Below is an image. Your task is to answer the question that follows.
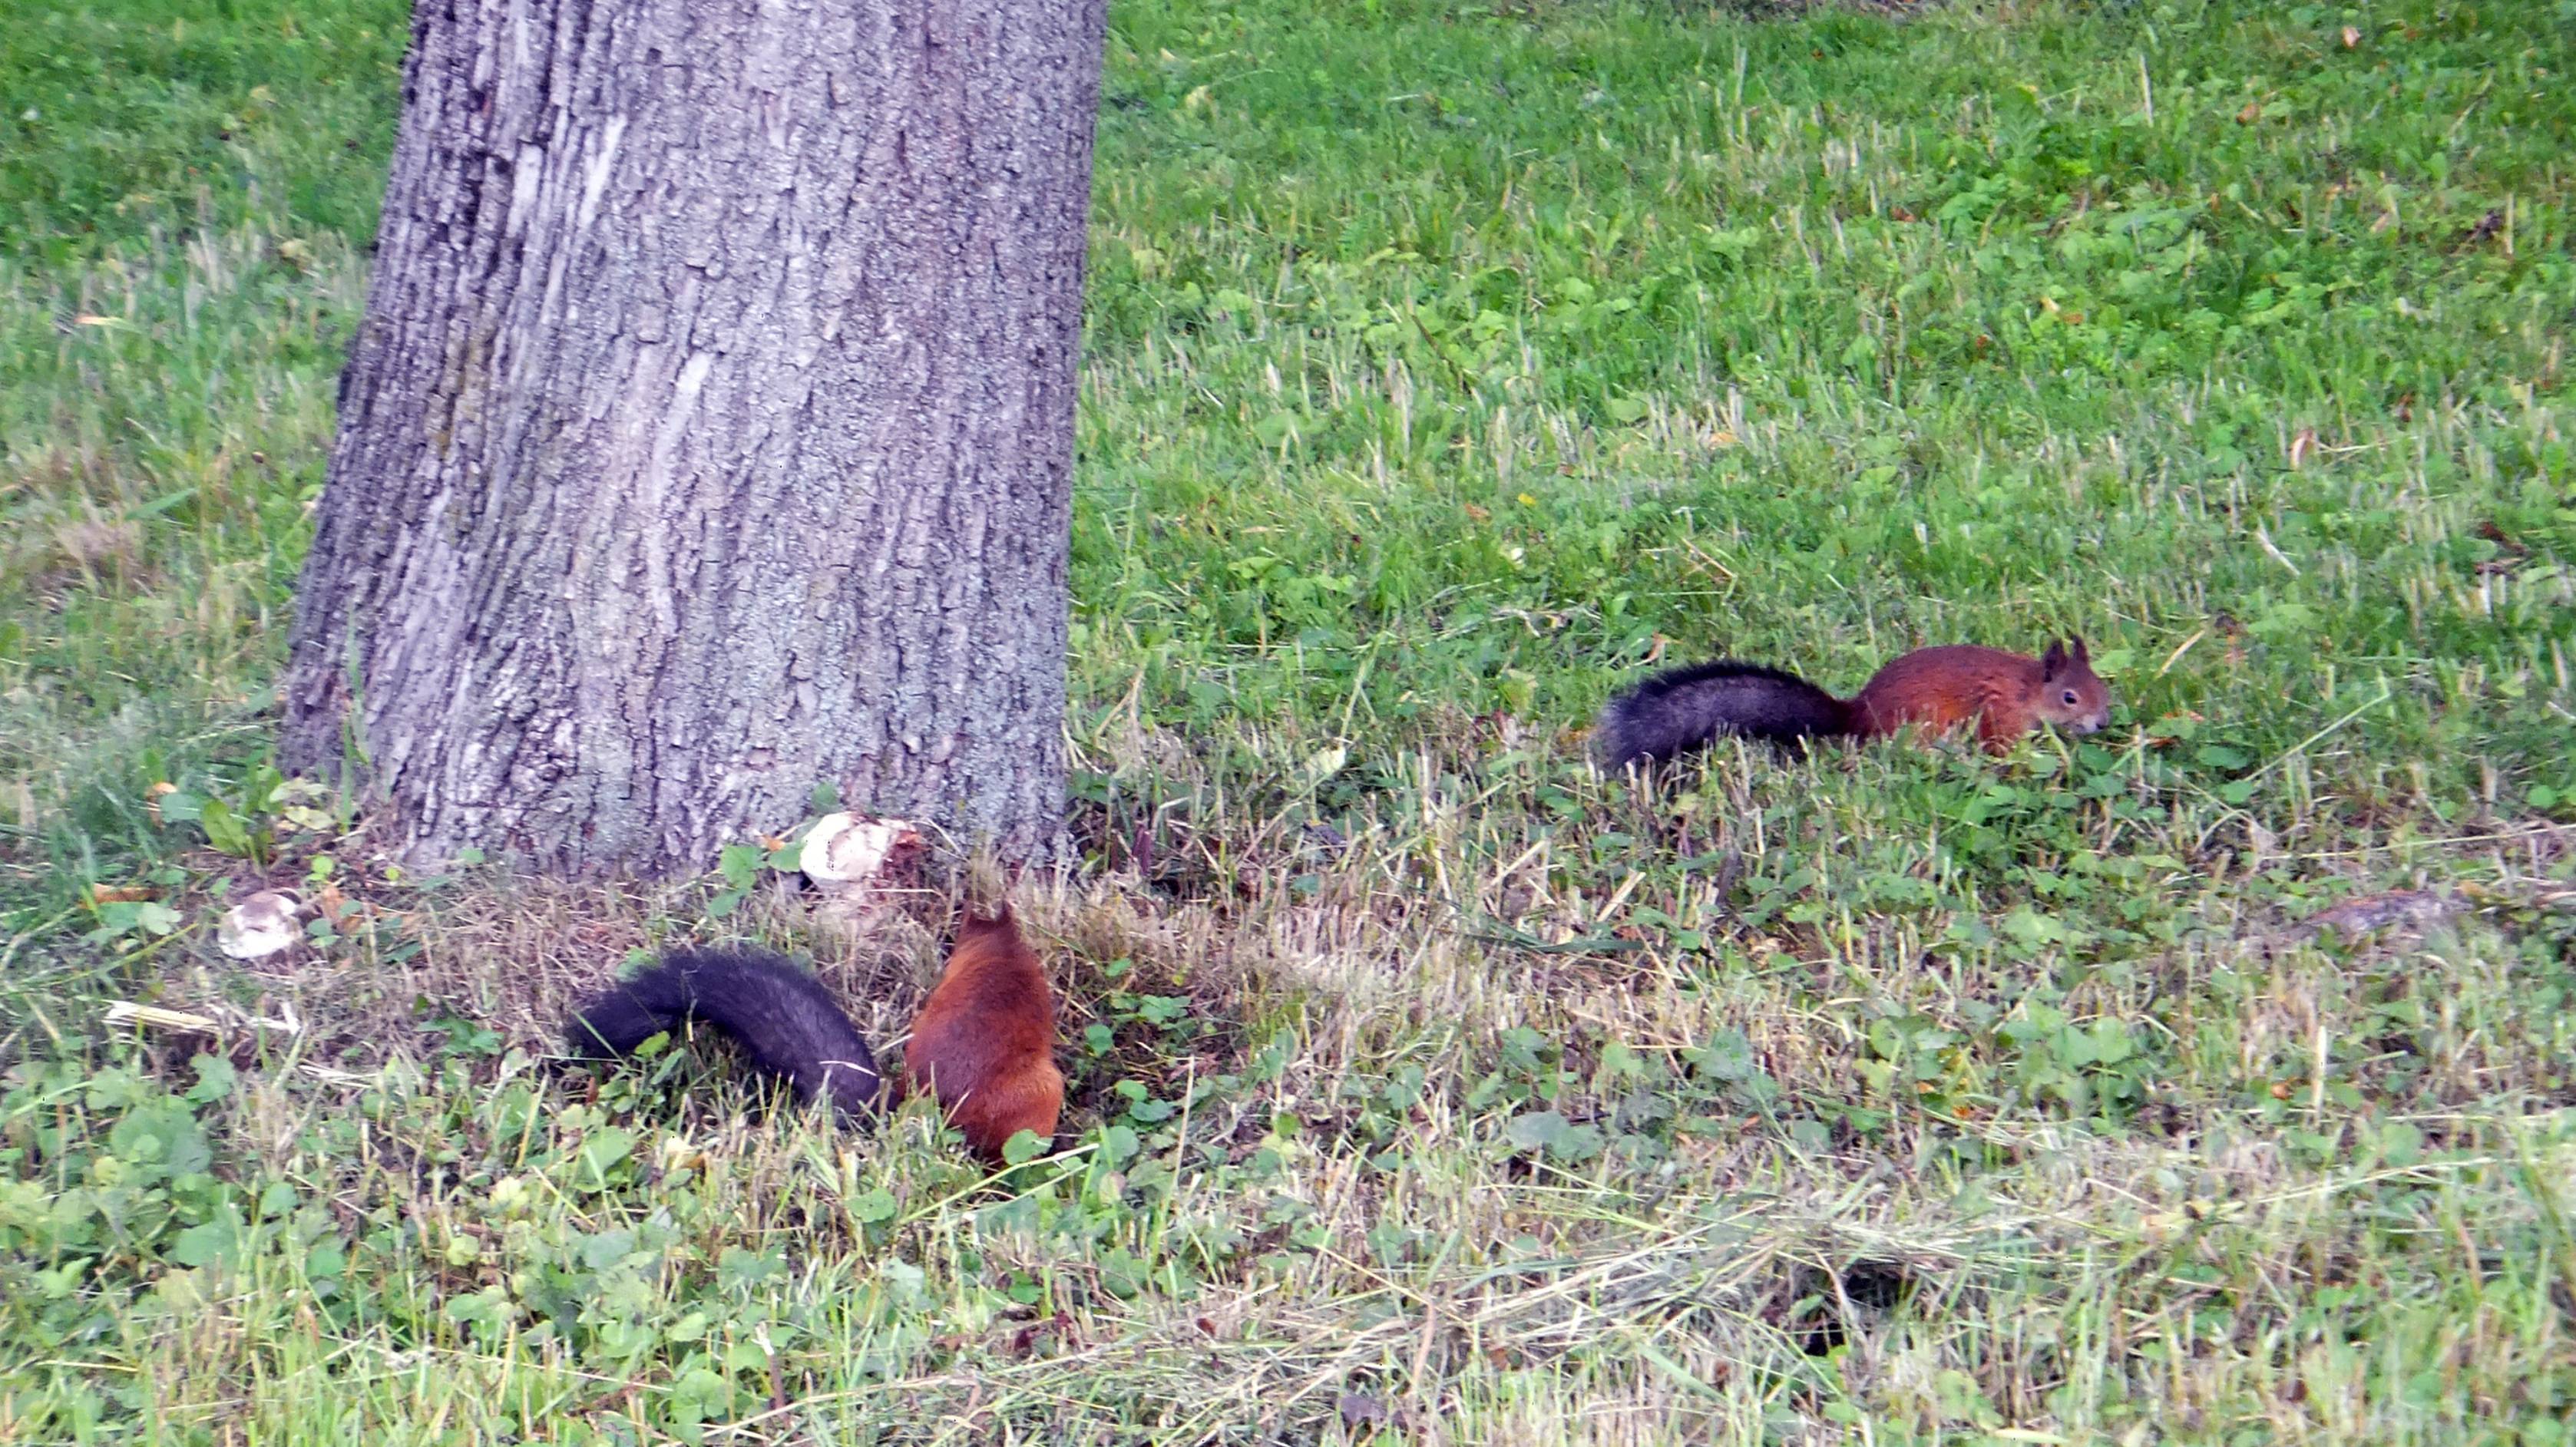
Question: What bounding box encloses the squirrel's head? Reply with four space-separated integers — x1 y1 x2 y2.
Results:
2035 636 2111 734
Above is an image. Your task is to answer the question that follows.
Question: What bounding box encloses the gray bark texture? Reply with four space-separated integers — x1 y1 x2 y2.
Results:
283 0 1106 873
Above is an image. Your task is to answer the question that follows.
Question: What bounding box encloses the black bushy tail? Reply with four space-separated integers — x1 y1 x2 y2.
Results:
565 949 886 1117
1594 660 1854 768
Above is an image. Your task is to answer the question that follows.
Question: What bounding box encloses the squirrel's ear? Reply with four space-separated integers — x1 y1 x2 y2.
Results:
2070 635 2090 666
2041 639 2068 676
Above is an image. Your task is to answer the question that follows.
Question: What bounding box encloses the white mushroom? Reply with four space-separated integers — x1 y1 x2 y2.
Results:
799 813 921 884
217 890 303 960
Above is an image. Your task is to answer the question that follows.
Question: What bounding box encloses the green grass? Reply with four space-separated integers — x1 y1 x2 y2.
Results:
5 0 2575 1441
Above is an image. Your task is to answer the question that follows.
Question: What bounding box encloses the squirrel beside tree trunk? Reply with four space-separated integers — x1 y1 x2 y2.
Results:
564 905 1062 1163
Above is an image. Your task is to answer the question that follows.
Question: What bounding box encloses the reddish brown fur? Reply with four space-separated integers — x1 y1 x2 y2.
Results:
904 906 1063 1161
1850 638 2112 753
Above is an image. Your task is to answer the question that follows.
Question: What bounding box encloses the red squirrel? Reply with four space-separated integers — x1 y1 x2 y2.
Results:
904 906 1064 1161
565 905 1060 1162
1596 636 2111 767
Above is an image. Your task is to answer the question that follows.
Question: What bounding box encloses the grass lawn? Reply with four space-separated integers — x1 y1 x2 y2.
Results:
4 0 2574 1440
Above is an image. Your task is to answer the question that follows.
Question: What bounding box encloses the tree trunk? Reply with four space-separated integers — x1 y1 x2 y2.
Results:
283 0 1105 873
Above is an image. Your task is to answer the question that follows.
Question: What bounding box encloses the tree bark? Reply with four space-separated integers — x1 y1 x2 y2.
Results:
283 0 1105 873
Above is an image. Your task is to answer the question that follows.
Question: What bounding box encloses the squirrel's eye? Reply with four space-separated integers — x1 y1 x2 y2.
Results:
2062 689 2079 705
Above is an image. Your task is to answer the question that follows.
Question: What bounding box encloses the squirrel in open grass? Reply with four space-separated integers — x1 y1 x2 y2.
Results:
1596 636 2111 768
563 905 1062 1162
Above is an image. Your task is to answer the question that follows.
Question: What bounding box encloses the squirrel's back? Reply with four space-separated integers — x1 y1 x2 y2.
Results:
1850 639 2109 750
564 948 886 1118
1593 659 1853 768
904 907 1063 1161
